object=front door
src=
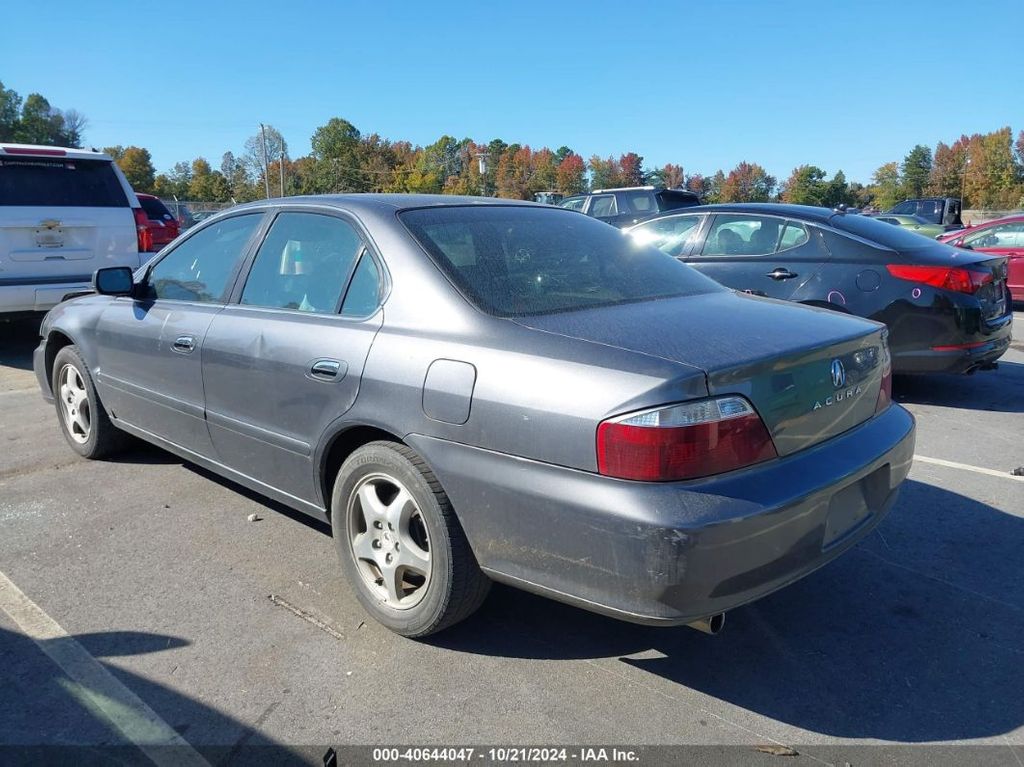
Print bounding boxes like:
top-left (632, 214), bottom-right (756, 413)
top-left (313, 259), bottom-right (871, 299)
top-left (201, 210), bottom-right (385, 506)
top-left (687, 213), bottom-right (824, 300)
top-left (94, 212), bottom-right (265, 455)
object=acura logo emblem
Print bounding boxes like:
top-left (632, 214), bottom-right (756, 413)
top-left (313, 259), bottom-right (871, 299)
top-left (831, 359), bottom-right (846, 389)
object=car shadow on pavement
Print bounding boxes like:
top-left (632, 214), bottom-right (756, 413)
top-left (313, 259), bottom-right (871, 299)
top-left (436, 478), bottom-right (1024, 743)
top-left (0, 625), bottom-right (304, 762)
top-left (894, 360), bottom-right (1024, 413)
top-left (0, 318), bottom-right (42, 372)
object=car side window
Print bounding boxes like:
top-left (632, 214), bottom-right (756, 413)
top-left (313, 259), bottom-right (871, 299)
top-left (701, 215), bottom-right (781, 257)
top-left (630, 215), bottom-right (701, 257)
top-left (964, 222), bottom-right (1024, 249)
top-left (589, 195), bottom-right (617, 218)
top-left (340, 252), bottom-right (382, 317)
top-left (622, 191), bottom-right (654, 213)
top-left (559, 196), bottom-right (586, 212)
top-left (778, 222), bottom-right (809, 251)
top-left (147, 214), bottom-right (262, 302)
top-left (240, 212), bottom-right (363, 314)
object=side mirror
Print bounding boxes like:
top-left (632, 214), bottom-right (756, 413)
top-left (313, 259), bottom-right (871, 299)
top-left (93, 266), bottom-right (135, 296)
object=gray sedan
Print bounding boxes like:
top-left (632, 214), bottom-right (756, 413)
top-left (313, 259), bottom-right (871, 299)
top-left (34, 195), bottom-right (915, 637)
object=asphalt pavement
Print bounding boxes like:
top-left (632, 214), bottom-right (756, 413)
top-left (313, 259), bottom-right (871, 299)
top-left (1, 314), bottom-right (1022, 766)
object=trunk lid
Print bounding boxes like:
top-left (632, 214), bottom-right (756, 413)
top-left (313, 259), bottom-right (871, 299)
top-left (515, 292), bottom-right (887, 457)
top-left (901, 243), bottom-right (1009, 320)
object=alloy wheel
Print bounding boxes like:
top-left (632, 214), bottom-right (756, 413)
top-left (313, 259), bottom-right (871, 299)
top-left (58, 364), bottom-right (91, 445)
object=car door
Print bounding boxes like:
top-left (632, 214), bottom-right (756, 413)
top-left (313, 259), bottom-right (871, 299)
top-left (958, 221), bottom-right (1024, 299)
top-left (687, 213), bottom-right (823, 300)
top-left (94, 212), bottom-right (266, 456)
top-left (200, 210), bottom-right (385, 505)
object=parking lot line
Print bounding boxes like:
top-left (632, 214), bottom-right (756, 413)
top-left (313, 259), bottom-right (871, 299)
top-left (0, 569), bottom-right (209, 767)
top-left (913, 454), bottom-right (1024, 483)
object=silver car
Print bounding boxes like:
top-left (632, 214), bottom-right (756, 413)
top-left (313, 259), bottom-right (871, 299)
top-left (34, 195), bottom-right (915, 637)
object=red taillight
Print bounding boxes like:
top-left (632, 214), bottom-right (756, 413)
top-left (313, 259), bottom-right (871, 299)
top-left (2, 146), bottom-right (67, 156)
top-left (597, 397), bottom-right (777, 482)
top-left (886, 264), bottom-right (992, 294)
top-left (875, 330), bottom-right (892, 414)
top-left (133, 207), bottom-right (154, 252)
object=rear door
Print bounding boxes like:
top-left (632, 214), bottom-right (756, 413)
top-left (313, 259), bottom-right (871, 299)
top-left (94, 212), bottom-right (266, 456)
top-left (0, 152), bottom-right (140, 308)
top-left (688, 213), bottom-right (826, 300)
top-left (201, 210), bottom-right (385, 505)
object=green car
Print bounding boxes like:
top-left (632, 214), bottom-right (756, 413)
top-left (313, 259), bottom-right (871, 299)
top-left (871, 214), bottom-right (945, 239)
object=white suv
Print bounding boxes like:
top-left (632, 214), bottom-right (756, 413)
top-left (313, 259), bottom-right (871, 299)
top-left (0, 144), bottom-right (146, 316)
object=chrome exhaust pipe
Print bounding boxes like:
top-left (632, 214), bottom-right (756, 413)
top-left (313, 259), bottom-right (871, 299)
top-left (688, 613), bottom-right (725, 635)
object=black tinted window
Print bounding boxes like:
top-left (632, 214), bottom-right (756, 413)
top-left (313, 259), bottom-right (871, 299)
top-left (0, 157), bottom-right (127, 207)
top-left (400, 206), bottom-right (722, 317)
top-left (241, 212), bottom-right (363, 313)
top-left (148, 214), bottom-right (261, 302)
top-left (832, 213), bottom-right (937, 249)
top-left (139, 196), bottom-right (172, 221)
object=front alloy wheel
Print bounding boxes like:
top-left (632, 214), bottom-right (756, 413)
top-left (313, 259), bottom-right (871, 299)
top-left (58, 363), bottom-right (92, 444)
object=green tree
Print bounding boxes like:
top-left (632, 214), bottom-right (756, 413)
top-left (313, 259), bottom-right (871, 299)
top-left (0, 81), bottom-right (22, 141)
top-left (870, 162), bottom-right (902, 210)
top-left (900, 145), bottom-right (932, 199)
top-left (823, 170), bottom-right (855, 208)
top-left (310, 118), bottom-right (363, 192)
top-left (781, 165), bottom-right (828, 205)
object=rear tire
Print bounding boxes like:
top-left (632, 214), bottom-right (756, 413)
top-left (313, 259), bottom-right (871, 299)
top-left (51, 345), bottom-right (127, 459)
top-left (331, 441), bottom-right (490, 637)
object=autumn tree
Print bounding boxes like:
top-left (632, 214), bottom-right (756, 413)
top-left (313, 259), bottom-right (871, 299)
top-left (901, 145), bottom-right (932, 198)
top-left (928, 139), bottom-right (968, 199)
top-left (588, 155), bottom-right (620, 190)
top-left (660, 163), bottom-right (684, 189)
top-left (720, 161), bottom-right (775, 202)
top-left (618, 152), bottom-right (644, 187)
top-left (104, 145), bottom-right (156, 192)
top-left (963, 127), bottom-right (1021, 208)
top-left (555, 153), bottom-right (586, 195)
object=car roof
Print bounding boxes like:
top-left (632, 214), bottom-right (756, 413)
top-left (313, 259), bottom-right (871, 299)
top-left (229, 193), bottom-right (549, 216)
top-left (0, 143), bottom-right (113, 161)
top-left (646, 202), bottom-right (841, 223)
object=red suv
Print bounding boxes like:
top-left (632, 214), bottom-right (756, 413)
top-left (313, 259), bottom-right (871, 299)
top-left (135, 193), bottom-right (180, 251)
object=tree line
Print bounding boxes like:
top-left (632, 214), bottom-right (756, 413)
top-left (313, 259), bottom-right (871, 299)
top-left (3, 80), bottom-right (1023, 210)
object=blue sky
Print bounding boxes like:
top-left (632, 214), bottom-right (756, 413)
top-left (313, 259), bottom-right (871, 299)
top-left (3, 0), bottom-right (1021, 184)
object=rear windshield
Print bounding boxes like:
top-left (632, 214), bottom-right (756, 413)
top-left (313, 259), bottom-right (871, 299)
top-left (832, 213), bottom-right (935, 250)
top-left (138, 196), bottom-right (172, 220)
top-left (400, 205), bottom-right (723, 317)
top-left (0, 157), bottom-right (128, 207)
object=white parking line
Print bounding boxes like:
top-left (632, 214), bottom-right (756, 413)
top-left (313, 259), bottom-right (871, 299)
top-left (914, 454), bottom-right (1024, 482)
top-left (0, 569), bottom-right (209, 767)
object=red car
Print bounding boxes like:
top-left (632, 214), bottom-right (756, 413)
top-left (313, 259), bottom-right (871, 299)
top-left (939, 215), bottom-right (1024, 304)
top-left (135, 192), bottom-right (180, 251)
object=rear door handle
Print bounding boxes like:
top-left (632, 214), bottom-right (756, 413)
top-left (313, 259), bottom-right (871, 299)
top-left (309, 359), bottom-right (346, 381)
top-left (766, 268), bottom-right (798, 280)
top-left (172, 335), bottom-right (196, 353)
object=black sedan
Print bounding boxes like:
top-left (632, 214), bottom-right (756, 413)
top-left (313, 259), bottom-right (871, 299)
top-left (627, 203), bottom-right (1013, 374)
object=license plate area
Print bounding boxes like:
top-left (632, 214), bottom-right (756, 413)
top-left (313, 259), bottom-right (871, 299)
top-left (823, 464), bottom-right (890, 549)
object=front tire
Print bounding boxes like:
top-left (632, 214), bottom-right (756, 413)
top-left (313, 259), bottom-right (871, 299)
top-left (331, 441), bottom-right (490, 637)
top-left (51, 345), bottom-right (127, 459)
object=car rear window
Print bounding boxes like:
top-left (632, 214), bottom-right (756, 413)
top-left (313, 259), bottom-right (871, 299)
top-left (832, 213), bottom-right (935, 249)
top-left (400, 205), bottom-right (723, 317)
top-left (138, 196), bottom-right (172, 221)
top-left (0, 157), bottom-right (128, 207)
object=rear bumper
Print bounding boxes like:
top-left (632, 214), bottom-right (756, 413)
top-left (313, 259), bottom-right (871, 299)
top-left (410, 405), bottom-right (916, 625)
top-left (892, 308), bottom-right (1012, 374)
top-left (0, 279), bottom-right (92, 314)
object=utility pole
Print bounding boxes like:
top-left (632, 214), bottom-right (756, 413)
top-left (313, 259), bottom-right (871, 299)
top-left (259, 123), bottom-right (271, 199)
top-left (279, 151), bottom-right (285, 198)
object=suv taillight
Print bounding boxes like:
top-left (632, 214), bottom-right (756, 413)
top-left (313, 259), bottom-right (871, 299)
top-left (875, 330), bottom-right (892, 414)
top-left (886, 264), bottom-right (992, 294)
top-left (133, 207), bottom-right (154, 252)
top-left (597, 396), bottom-right (777, 482)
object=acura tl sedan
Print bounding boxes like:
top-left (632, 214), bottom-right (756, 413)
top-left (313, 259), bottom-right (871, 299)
top-left (628, 203), bottom-right (1013, 374)
top-left (34, 195), bottom-right (915, 637)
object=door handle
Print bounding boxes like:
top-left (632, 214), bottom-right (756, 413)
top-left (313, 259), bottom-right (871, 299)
top-left (766, 268), bottom-right (798, 280)
top-left (310, 359), bottom-right (344, 380)
top-left (172, 335), bottom-right (196, 353)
